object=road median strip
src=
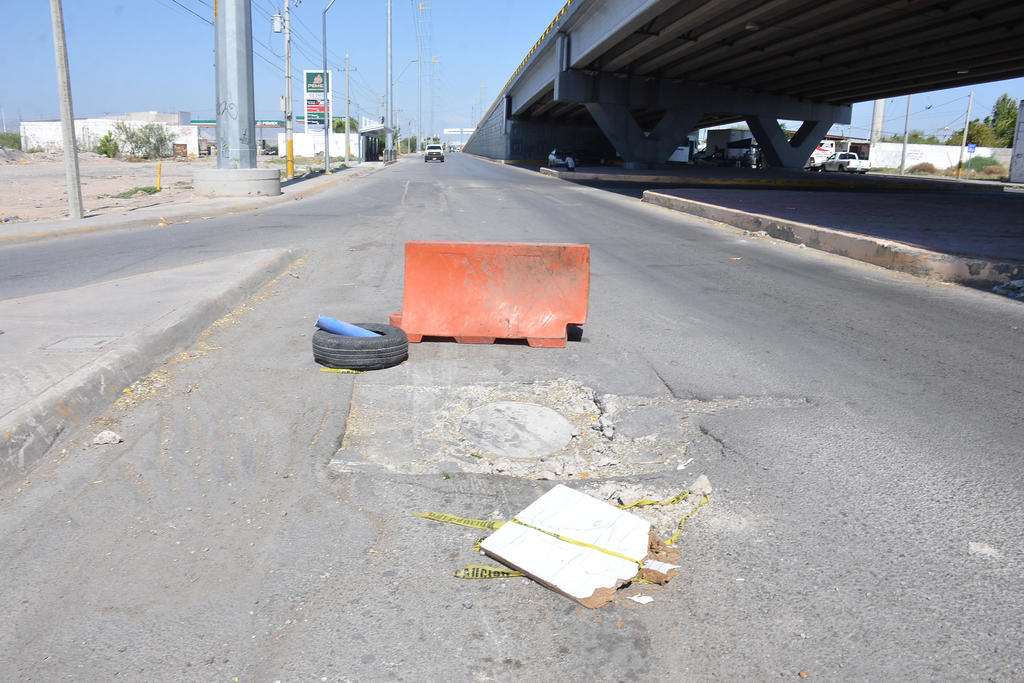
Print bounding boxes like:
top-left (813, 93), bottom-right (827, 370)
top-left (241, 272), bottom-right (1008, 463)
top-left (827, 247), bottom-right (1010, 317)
top-left (642, 190), bottom-right (1024, 288)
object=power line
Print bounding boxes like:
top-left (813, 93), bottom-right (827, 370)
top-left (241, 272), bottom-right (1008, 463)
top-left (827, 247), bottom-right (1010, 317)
top-left (154, 0), bottom-right (212, 25)
top-left (167, 0), bottom-right (212, 25)
top-left (253, 47), bottom-right (285, 75)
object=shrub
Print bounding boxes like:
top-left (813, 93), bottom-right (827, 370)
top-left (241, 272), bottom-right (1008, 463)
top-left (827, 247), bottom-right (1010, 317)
top-left (95, 132), bottom-right (118, 158)
top-left (113, 121), bottom-right (173, 158)
top-left (965, 155), bottom-right (999, 172)
top-left (0, 131), bottom-right (21, 149)
top-left (980, 165), bottom-right (1006, 177)
top-left (112, 186), bottom-right (160, 199)
top-left (907, 162), bottom-right (937, 174)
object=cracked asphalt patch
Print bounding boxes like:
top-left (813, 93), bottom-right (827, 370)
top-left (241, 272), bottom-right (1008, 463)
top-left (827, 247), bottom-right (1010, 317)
top-left (331, 378), bottom-right (813, 479)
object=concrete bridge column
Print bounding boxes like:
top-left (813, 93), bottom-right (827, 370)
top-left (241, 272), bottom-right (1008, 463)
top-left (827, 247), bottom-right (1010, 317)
top-left (745, 116), bottom-right (833, 170)
top-left (585, 103), bottom-right (701, 169)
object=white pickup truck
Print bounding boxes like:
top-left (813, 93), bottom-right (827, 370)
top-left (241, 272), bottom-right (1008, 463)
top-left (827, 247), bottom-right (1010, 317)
top-left (821, 152), bottom-right (870, 174)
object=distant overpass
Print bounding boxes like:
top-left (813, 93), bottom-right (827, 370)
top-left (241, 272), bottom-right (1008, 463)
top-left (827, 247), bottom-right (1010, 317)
top-left (465, 0), bottom-right (1024, 168)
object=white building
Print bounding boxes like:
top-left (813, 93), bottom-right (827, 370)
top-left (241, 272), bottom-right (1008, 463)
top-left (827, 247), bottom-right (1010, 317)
top-left (276, 131), bottom-right (360, 160)
top-left (20, 111), bottom-right (200, 156)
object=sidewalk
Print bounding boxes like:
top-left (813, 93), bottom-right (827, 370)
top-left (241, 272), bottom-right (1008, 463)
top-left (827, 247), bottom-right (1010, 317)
top-left (0, 161), bottom-right (382, 488)
top-left (538, 164), bottom-right (1024, 288)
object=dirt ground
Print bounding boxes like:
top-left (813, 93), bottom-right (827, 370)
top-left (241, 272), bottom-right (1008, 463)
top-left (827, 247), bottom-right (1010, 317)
top-left (0, 150), bottom-right (268, 223)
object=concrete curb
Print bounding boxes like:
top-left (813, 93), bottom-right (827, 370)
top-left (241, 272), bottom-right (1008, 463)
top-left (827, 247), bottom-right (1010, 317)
top-left (0, 248), bottom-right (301, 489)
top-left (642, 190), bottom-right (1024, 287)
top-left (0, 163), bottom-right (378, 246)
top-left (540, 166), bottom-right (1006, 192)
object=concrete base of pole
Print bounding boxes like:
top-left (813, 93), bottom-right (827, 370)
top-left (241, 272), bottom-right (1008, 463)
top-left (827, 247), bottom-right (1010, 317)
top-left (193, 168), bottom-right (281, 198)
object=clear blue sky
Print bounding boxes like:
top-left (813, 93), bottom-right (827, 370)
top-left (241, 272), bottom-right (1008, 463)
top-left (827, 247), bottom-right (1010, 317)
top-left (2, 1), bottom-right (1021, 143)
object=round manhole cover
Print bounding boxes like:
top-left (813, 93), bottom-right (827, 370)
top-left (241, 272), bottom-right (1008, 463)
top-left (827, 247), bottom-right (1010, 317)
top-left (460, 402), bottom-right (575, 460)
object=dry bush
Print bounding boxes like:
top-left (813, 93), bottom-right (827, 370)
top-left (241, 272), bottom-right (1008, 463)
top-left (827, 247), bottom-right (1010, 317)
top-left (980, 165), bottom-right (1006, 177)
top-left (907, 162), bottom-right (937, 174)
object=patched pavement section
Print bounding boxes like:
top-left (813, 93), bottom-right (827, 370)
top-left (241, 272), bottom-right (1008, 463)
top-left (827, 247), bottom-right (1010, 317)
top-left (331, 377), bottom-right (812, 479)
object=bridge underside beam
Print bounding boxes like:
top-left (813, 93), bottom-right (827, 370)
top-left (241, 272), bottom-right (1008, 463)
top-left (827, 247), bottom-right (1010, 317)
top-left (584, 103), bottom-right (700, 169)
top-left (745, 117), bottom-right (834, 170)
top-left (554, 69), bottom-right (851, 168)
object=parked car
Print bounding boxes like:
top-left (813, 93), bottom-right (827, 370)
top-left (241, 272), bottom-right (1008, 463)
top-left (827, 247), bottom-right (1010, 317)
top-left (548, 149), bottom-right (572, 167)
top-left (424, 144), bottom-right (444, 163)
top-left (548, 149), bottom-right (606, 167)
top-left (822, 152), bottom-right (870, 173)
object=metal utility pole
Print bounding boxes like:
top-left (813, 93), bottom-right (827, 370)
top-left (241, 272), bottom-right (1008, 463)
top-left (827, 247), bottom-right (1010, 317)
top-left (345, 53), bottom-right (350, 166)
top-left (386, 0), bottom-right (394, 158)
top-left (323, 0), bottom-right (336, 174)
top-left (49, 0), bottom-right (83, 219)
top-left (899, 94), bottom-right (911, 176)
top-left (284, 0), bottom-right (295, 179)
top-left (431, 55), bottom-right (439, 141)
top-left (215, 0), bottom-right (257, 169)
top-left (414, 1), bottom-right (425, 152)
top-left (956, 91), bottom-right (974, 180)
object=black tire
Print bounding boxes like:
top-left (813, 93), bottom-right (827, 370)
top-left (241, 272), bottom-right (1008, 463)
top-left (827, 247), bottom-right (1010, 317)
top-left (312, 323), bottom-right (408, 371)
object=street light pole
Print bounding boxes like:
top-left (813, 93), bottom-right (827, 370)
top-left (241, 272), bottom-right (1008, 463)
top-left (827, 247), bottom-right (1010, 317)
top-left (899, 94), bottom-right (911, 176)
top-left (49, 0), bottom-right (83, 219)
top-left (345, 53), bottom-right (350, 167)
top-left (956, 91), bottom-right (974, 180)
top-left (323, 0), bottom-right (336, 174)
top-left (284, 0), bottom-right (294, 179)
top-left (385, 0), bottom-right (393, 158)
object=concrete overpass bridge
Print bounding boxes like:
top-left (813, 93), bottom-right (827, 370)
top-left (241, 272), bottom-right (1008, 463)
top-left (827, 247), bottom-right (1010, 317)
top-left (464, 0), bottom-right (1024, 169)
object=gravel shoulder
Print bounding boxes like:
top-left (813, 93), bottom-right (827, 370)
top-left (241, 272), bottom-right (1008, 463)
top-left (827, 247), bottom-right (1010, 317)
top-left (0, 150), bottom-right (285, 223)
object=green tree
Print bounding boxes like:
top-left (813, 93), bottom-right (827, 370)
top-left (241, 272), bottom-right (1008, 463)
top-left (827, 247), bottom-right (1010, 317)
top-left (946, 121), bottom-right (998, 147)
top-left (946, 93), bottom-right (1019, 148)
top-left (881, 130), bottom-right (943, 144)
top-left (990, 93), bottom-right (1018, 147)
top-left (113, 122), bottom-right (173, 158)
top-left (95, 132), bottom-right (118, 158)
top-left (0, 131), bottom-right (21, 149)
top-left (332, 116), bottom-right (358, 133)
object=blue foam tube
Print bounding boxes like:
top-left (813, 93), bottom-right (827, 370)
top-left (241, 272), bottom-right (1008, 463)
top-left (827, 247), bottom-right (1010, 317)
top-left (315, 315), bottom-right (381, 337)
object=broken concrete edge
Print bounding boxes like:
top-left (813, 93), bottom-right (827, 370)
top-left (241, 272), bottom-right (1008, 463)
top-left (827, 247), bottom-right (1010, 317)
top-left (0, 164), bottom-right (378, 247)
top-left (541, 166), bottom-right (1006, 192)
top-left (0, 247), bottom-right (302, 492)
top-left (642, 190), bottom-right (1024, 288)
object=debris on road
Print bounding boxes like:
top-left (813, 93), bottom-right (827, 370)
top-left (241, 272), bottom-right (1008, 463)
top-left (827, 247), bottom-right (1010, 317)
top-left (314, 315), bottom-right (381, 337)
top-left (992, 279), bottom-right (1024, 298)
top-left (479, 484), bottom-right (661, 608)
top-left (415, 477), bottom-right (711, 609)
top-left (311, 322), bottom-right (407, 371)
top-left (93, 430), bottom-right (123, 445)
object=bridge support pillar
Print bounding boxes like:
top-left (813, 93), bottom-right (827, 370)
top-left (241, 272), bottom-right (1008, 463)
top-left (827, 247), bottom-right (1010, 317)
top-left (746, 116), bottom-right (833, 170)
top-left (585, 103), bottom-right (701, 169)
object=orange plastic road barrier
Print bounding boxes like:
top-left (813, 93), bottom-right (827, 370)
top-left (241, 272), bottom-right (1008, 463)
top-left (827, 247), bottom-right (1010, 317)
top-left (390, 241), bottom-right (589, 348)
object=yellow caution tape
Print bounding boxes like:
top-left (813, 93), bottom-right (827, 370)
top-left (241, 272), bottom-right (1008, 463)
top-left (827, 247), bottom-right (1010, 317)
top-left (417, 489), bottom-right (712, 579)
top-left (319, 367), bottom-right (365, 374)
top-left (619, 489), bottom-right (691, 509)
top-left (509, 517), bottom-right (644, 567)
top-left (414, 511), bottom-right (505, 530)
top-left (667, 493), bottom-right (711, 546)
top-left (454, 565), bottom-right (524, 579)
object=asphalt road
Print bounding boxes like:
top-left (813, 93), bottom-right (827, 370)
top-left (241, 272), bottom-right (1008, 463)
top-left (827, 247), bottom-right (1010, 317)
top-left (1, 154), bottom-right (1022, 680)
